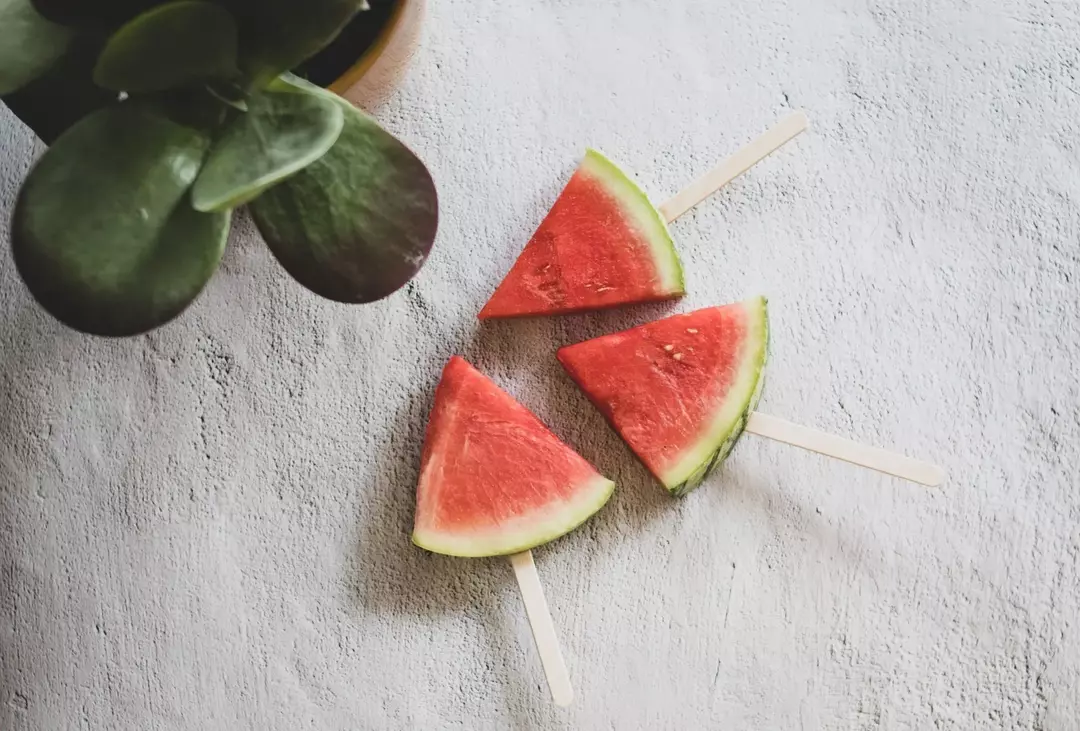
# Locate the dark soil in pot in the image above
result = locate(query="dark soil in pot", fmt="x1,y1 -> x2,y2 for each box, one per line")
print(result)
294,0 -> 399,87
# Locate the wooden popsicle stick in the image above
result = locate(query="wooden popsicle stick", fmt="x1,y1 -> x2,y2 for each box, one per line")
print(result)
649,113 -> 943,486
744,412 -> 944,487
509,550 -> 574,707
658,110 -> 809,223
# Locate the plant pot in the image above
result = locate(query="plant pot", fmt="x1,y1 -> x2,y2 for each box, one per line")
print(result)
296,0 -> 426,110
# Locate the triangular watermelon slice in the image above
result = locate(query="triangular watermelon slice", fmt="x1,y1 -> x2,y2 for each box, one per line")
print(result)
479,149 -> 684,319
557,297 -> 768,496
413,357 -> 615,556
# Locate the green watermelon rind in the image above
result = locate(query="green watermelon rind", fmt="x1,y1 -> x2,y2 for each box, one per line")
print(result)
581,148 -> 685,296
661,296 -> 769,497
411,475 -> 615,558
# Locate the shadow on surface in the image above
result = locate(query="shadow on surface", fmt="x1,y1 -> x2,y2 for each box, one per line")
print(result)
347,302 -> 957,723
347,310 -> 682,623
346,378 -> 487,617
345,367 -> 556,729
717,454 -> 913,585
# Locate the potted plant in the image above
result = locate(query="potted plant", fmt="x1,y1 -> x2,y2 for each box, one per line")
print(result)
0,0 -> 437,337
297,0 -> 427,109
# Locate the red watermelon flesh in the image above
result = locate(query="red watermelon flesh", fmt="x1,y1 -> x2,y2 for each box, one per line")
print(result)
413,357 -> 615,557
557,298 -> 768,496
478,149 -> 684,319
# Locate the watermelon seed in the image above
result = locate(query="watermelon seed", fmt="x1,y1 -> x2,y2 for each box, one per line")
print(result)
664,344 -> 674,352
687,328 -> 699,334
673,353 -> 684,361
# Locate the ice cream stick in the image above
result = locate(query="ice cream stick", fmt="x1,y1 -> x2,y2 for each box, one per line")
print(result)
745,412 -> 944,486
658,110 -> 808,223
652,113 -> 941,486
509,550 -> 574,707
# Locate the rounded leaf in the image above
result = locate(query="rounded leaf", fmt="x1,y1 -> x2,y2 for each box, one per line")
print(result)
205,79 -> 249,111
31,0 -> 169,28
0,0 -> 73,95
94,1 -> 238,93
223,0 -> 365,85
12,105 -> 229,336
249,76 -> 438,303
192,86 -> 344,212
2,39 -> 117,144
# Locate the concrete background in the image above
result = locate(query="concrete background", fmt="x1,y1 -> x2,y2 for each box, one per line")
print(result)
2,0 -> 1079,728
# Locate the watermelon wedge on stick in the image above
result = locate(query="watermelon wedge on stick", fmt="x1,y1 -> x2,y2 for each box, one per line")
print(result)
413,356 -> 614,705
413,357 -> 614,555
479,111 -> 809,319
558,298 -> 945,495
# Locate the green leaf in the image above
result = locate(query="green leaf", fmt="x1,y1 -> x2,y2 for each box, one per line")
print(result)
223,0 -> 366,86
0,0 -> 73,94
191,86 -> 344,212
205,79 -> 249,111
94,1 -> 239,93
2,39 -> 118,144
31,0 -> 168,28
11,105 -> 229,336
138,84 -> 234,132
249,75 -> 438,303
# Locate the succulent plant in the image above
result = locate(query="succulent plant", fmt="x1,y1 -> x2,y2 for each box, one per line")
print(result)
0,0 -> 438,336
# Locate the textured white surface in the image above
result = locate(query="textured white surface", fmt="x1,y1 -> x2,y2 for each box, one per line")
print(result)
2,0 -> 1079,728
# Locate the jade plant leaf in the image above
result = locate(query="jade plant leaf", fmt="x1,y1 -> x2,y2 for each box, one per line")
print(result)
11,105 -> 229,336
224,0 -> 366,86
2,39 -> 118,144
0,0 -> 73,95
94,1 -> 239,93
249,76 -> 438,303
191,86 -> 344,212
31,0 -> 168,28
205,79 -> 249,111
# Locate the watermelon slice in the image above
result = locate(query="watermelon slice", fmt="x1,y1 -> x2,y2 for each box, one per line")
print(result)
478,149 -> 684,319
557,297 -> 768,496
413,356 -> 615,557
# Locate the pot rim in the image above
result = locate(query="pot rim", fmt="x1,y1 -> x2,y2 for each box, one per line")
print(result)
326,0 -> 407,95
